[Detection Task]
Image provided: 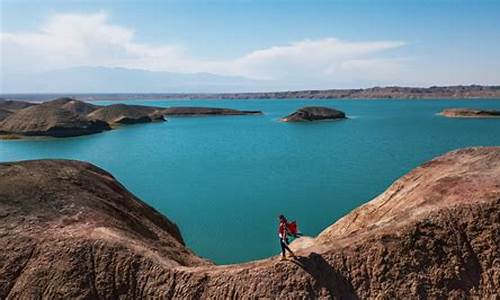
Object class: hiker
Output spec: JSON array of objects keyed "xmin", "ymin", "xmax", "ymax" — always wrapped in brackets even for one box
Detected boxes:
[{"xmin": 278, "ymin": 214, "xmax": 295, "ymax": 260}]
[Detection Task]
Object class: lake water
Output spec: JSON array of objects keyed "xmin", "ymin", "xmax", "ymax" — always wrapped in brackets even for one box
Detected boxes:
[{"xmin": 1, "ymin": 99, "xmax": 500, "ymax": 264}]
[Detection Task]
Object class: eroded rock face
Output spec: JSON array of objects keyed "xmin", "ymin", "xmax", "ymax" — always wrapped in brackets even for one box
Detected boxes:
[
  {"xmin": 440, "ymin": 108, "xmax": 500, "ymax": 118},
  {"xmin": 1, "ymin": 147, "xmax": 499, "ymax": 298},
  {"xmin": 282, "ymin": 106, "xmax": 346, "ymax": 122},
  {"xmin": 0, "ymin": 160, "xmax": 209, "ymax": 299},
  {"xmin": 162, "ymin": 106, "xmax": 262, "ymax": 116}
]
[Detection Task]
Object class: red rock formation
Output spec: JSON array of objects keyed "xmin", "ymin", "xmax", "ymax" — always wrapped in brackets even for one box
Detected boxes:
[{"xmin": 1, "ymin": 147, "xmax": 498, "ymax": 298}]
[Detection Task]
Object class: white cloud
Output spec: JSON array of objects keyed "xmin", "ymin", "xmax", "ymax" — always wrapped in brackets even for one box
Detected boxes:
[
  {"xmin": 1, "ymin": 12, "xmax": 408, "ymax": 86},
  {"xmin": 0, "ymin": 12, "xmax": 187, "ymax": 73},
  {"xmin": 225, "ymin": 39, "xmax": 407, "ymax": 80}
]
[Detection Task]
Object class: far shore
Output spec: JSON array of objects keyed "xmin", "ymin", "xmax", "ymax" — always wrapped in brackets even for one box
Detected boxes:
[{"xmin": 2, "ymin": 85, "xmax": 500, "ymax": 102}]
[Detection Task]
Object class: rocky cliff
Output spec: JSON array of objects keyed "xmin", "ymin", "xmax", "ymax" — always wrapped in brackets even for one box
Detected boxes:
[
  {"xmin": 1, "ymin": 147, "xmax": 499, "ymax": 298},
  {"xmin": 0, "ymin": 160, "xmax": 209, "ymax": 299}
]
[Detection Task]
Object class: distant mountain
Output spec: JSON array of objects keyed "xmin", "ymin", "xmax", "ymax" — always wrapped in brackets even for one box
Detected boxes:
[{"xmin": 0, "ymin": 67, "xmax": 271, "ymax": 93}]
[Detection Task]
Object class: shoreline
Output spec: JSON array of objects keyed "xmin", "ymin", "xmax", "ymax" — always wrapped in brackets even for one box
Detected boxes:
[
  {"xmin": 2, "ymin": 85, "xmax": 500, "ymax": 102},
  {"xmin": 3, "ymin": 97, "xmax": 500, "ymax": 103}
]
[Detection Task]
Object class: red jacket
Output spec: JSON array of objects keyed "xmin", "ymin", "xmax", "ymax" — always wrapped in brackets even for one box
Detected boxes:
[{"xmin": 278, "ymin": 221, "xmax": 287, "ymax": 238}]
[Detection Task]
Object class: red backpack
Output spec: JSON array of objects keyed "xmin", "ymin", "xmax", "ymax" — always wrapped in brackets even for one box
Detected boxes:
[{"xmin": 287, "ymin": 221, "xmax": 298, "ymax": 235}]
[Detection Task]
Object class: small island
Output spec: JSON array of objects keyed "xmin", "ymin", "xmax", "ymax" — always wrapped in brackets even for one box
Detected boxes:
[
  {"xmin": 281, "ymin": 106, "xmax": 346, "ymax": 122},
  {"xmin": 162, "ymin": 106, "xmax": 262, "ymax": 116},
  {"xmin": 439, "ymin": 108, "xmax": 500, "ymax": 118}
]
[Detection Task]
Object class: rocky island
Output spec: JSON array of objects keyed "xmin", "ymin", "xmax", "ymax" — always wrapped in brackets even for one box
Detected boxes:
[
  {"xmin": 439, "ymin": 108, "xmax": 500, "ymax": 118},
  {"xmin": 1, "ymin": 147, "xmax": 498, "ymax": 298},
  {"xmin": 0, "ymin": 98, "xmax": 264, "ymax": 139},
  {"xmin": 0, "ymin": 98, "xmax": 111, "ymax": 138},
  {"xmin": 162, "ymin": 106, "xmax": 262, "ymax": 116},
  {"xmin": 281, "ymin": 106, "xmax": 346, "ymax": 122}
]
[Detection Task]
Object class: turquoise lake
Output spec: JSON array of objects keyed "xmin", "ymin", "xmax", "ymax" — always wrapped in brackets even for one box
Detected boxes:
[{"xmin": 1, "ymin": 99, "xmax": 500, "ymax": 264}]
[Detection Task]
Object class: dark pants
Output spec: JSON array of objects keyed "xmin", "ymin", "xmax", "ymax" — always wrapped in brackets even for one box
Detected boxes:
[{"xmin": 280, "ymin": 237, "xmax": 293, "ymax": 257}]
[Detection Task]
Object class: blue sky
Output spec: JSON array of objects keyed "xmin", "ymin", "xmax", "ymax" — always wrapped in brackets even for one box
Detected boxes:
[{"xmin": 1, "ymin": 0, "xmax": 499, "ymax": 90}]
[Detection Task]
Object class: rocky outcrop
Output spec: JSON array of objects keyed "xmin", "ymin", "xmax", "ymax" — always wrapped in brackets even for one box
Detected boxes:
[
  {"xmin": 162, "ymin": 106, "xmax": 262, "ymax": 116},
  {"xmin": 0, "ymin": 160, "xmax": 209, "ymax": 299},
  {"xmin": 0, "ymin": 98, "xmax": 111, "ymax": 138},
  {"xmin": 282, "ymin": 106, "xmax": 346, "ymax": 122},
  {"xmin": 440, "ymin": 108, "xmax": 500, "ymax": 118},
  {"xmin": 88, "ymin": 104, "xmax": 166, "ymax": 125},
  {"xmin": 1, "ymin": 147, "xmax": 499, "ymax": 298}
]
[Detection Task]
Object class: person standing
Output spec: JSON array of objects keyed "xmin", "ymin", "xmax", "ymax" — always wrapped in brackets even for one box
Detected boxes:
[{"xmin": 278, "ymin": 214, "xmax": 295, "ymax": 260}]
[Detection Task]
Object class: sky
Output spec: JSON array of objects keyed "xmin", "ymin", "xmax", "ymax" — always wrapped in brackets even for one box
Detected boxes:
[{"xmin": 1, "ymin": 0, "xmax": 499, "ymax": 91}]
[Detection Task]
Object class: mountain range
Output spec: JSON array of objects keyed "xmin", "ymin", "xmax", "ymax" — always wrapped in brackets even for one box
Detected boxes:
[{"xmin": 0, "ymin": 66, "xmax": 271, "ymax": 93}]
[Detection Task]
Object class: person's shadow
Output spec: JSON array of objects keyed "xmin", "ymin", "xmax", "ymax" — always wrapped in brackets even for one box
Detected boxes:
[{"xmin": 291, "ymin": 252, "xmax": 359, "ymax": 299}]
